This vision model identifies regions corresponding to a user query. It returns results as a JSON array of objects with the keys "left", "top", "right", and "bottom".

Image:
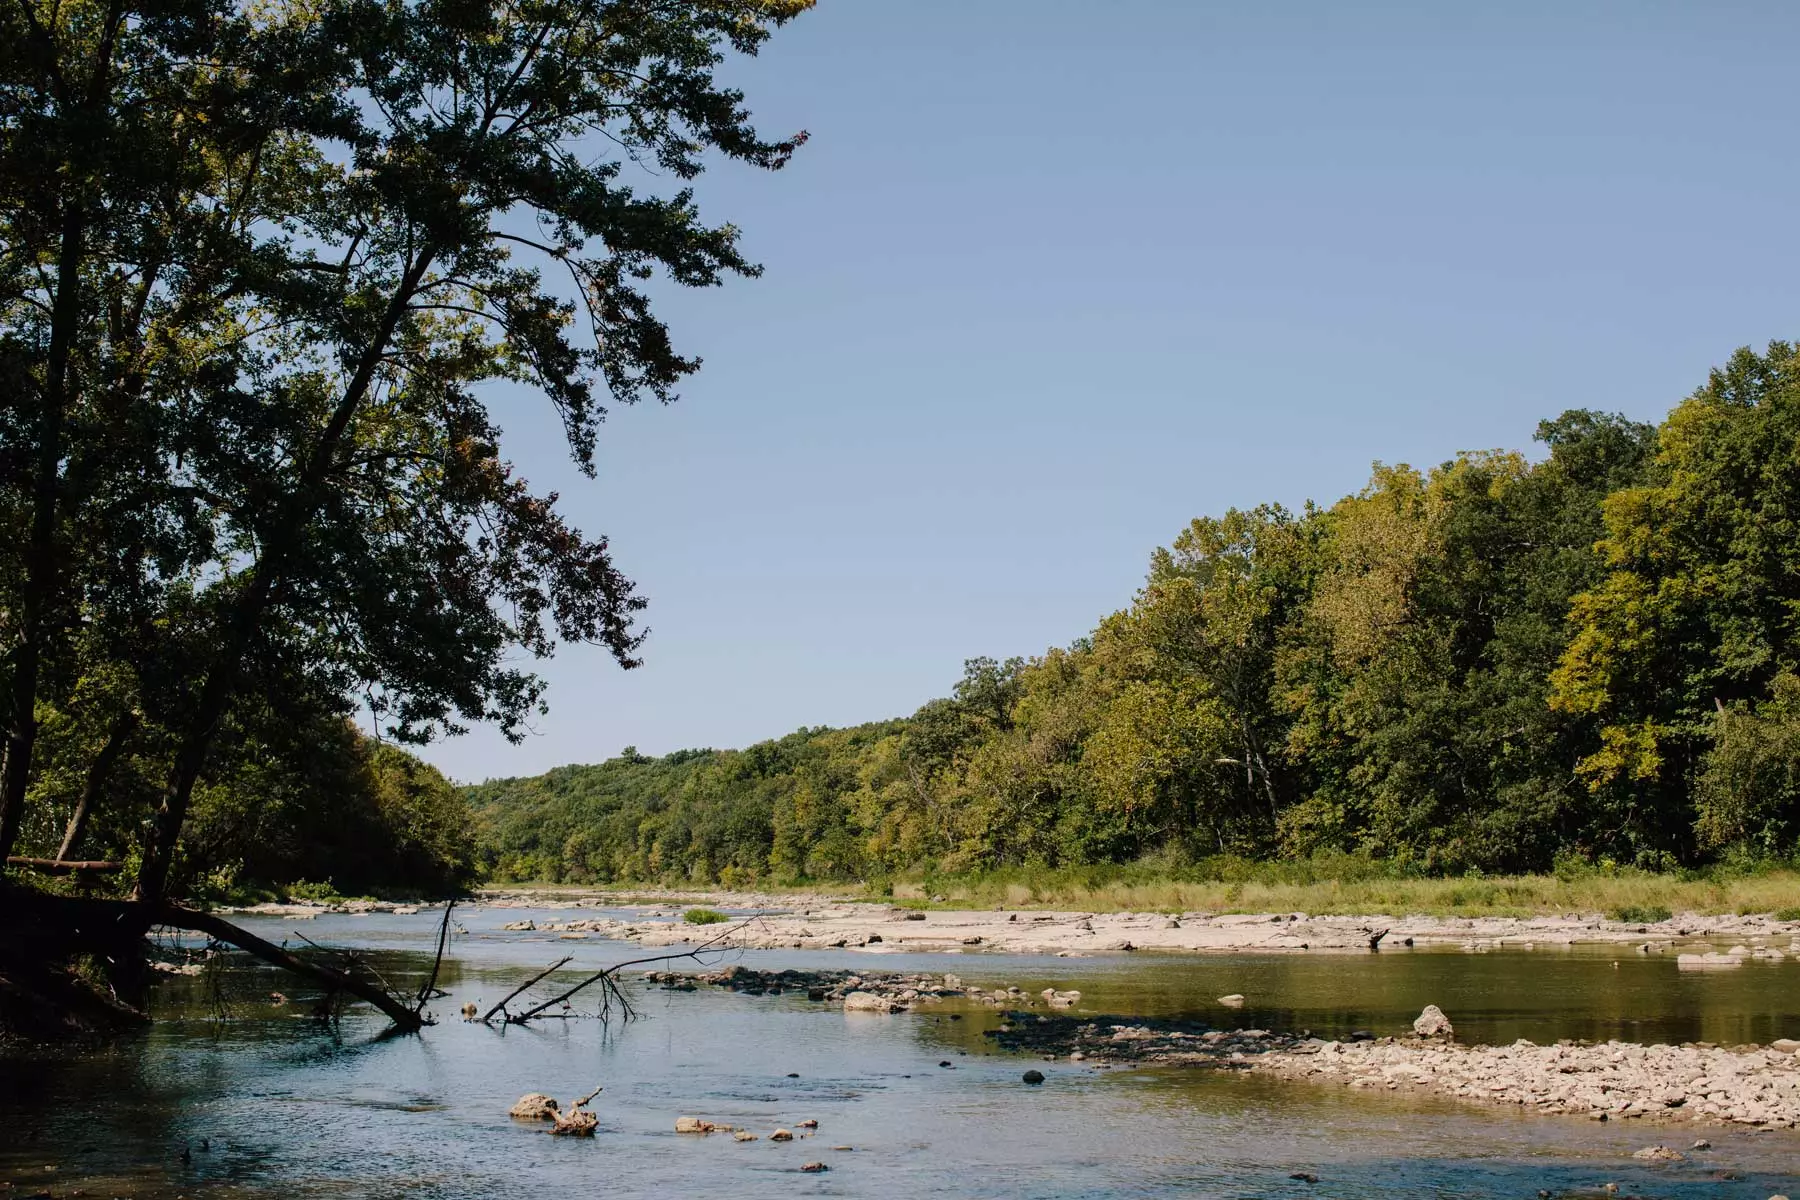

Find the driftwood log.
[{"left": 6, "top": 857, "right": 123, "bottom": 874}]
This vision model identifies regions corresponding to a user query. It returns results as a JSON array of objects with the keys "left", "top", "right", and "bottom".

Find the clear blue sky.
[{"left": 426, "top": 0, "right": 1800, "bottom": 783}]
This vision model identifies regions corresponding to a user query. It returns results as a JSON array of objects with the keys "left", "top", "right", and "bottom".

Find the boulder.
[
  {"left": 1770, "top": 1038, "right": 1800, "bottom": 1054},
  {"left": 1217, "top": 994, "right": 1246, "bottom": 1007},
  {"left": 842, "top": 991, "right": 901, "bottom": 1013},
  {"left": 675, "top": 1117, "right": 717, "bottom": 1134},
  {"left": 797, "top": 1119, "right": 818, "bottom": 1129},
  {"left": 1412, "top": 1005, "right": 1454, "bottom": 1038},
  {"left": 1022, "top": 1069, "right": 1045, "bottom": 1085},
  {"left": 770, "top": 1128, "right": 794, "bottom": 1141},
  {"left": 801, "top": 1162, "right": 829, "bottom": 1172},
  {"left": 733, "top": 1131, "right": 758, "bottom": 1142},
  {"left": 509, "top": 1093, "right": 559, "bottom": 1121}
]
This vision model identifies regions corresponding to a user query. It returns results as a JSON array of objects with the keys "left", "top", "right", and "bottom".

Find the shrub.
[
  {"left": 683, "top": 908, "right": 730, "bottom": 925},
  {"left": 1774, "top": 906, "right": 1800, "bottom": 922},
  {"left": 1607, "top": 903, "right": 1672, "bottom": 924}
]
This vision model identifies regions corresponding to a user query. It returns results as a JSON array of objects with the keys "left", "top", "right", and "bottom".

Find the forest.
[{"left": 472, "top": 343, "right": 1800, "bottom": 886}]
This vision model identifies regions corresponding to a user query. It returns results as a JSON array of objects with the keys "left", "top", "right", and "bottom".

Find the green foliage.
[
  {"left": 469, "top": 350, "right": 1800, "bottom": 885},
  {"left": 0, "top": 0, "right": 812, "bottom": 898},
  {"left": 682, "top": 908, "right": 729, "bottom": 925},
  {"left": 1607, "top": 904, "right": 1673, "bottom": 924}
]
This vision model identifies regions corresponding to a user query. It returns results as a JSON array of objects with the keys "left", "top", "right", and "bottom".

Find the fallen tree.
[{"left": 0, "top": 885, "right": 434, "bottom": 1036}]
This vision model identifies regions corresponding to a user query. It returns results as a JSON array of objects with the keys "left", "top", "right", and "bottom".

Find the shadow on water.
[{"left": 2, "top": 907, "right": 1797, "bottom": 1199}]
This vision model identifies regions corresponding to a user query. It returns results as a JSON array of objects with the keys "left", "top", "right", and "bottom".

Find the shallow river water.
[{"left": 4, "top": 904, "right": 1799, "bottom": 1198}]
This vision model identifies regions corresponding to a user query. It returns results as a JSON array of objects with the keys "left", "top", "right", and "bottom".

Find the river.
[{"left": 3, "top": 903, "right": 1798, "bottom": 1198}]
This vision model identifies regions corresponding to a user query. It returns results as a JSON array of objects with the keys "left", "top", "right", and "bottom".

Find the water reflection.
[{"left": 2, "top": 906, "right": 1797, "bottom": 1199}]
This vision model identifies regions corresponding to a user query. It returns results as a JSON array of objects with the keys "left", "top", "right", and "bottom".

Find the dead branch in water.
[
  {"left": 481, "top": 955, "right": 573, "bottom": 1023},
  {"left": 504, "top": 918, "right": 759, "bottom": 1025},
  {"left": 414, "top": 901, "right": 456, "bottom": 1008}
]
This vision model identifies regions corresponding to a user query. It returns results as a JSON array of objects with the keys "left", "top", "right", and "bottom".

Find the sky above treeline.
[{"left": 426, "top": 0, "right": 1800, "bottom": 784}]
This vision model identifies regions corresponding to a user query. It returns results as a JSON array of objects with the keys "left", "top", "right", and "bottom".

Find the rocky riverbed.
[
  {"left": 1255, "top": 1033, "right": 1800, "bottom": 1128},
  {"left": 480, "top": 890, "right": 1800, "bottom": 956},
  {"left": 986, "top": 1012, "right": 1800, "bottom": 1130},
  {"left": 631, "top": 965, "right": 1800, "bottom": 1131}
]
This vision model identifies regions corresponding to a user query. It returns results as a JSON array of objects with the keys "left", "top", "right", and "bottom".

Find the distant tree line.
[{"left": 471, "top": 343, "right": 1800, "bottom": 883}]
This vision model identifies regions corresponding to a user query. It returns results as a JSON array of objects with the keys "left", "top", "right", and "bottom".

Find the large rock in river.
[
  {"left": 1412, "top": 1005, "right": 1454, "bottom": 1039},
  {"left": 843, "top": 991, "right": 902, "bottom": 1013},
  {"left": 509, "top": 1093, "right": 559, "bottom": 1120}
]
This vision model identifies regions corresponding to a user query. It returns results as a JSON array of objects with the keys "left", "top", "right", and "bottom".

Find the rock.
[
  {"left": 509, "top": 1093, "right": 559, "bottom": 1121},
  {"left": 733, "top": 1131, "right": 758, "bottom": 1142},
  {"left": 843, "top": 991, "right": 901, "bottom": 1013},
  {"left": 770, "top": 1129, "right": 794, "bottom": 1141},
  {"left": 801, "top": 1162, "right": 829, "bottom": 1172},
  {"left": 1412, "top": 1005, "right": 1454, "bottom": 1038},
  {"left": 675, "top": 1117, "right": 717, "bottom": 1134},
  {"left": 1290, "top": 1172, "right": 1320, "bottom": 1184},
  {"left": 1631, "top": 1145, "right": 1684, "bottom": 1161},
  {"left": 797, "top": 1119, "right": 818, "bottom": 1129},
  {"left": 1217, "top": 994, "right": 1246, "bottom": 1007},
  {"left": 903, "top": 912, "right": 926, "bottom": 921},
  {"left": 1022, "top": 1069, "right": 1045, "bottom": 1085},
  {"left": 1771, "top": 1038, "right": 1800, "bottom": 1054},
  {"left": 1691, "top": 1139, "right": 1711, "bottom": 1150},
  {"left": 1164, "top": 918, "right": 1181, "bottom": 929}
]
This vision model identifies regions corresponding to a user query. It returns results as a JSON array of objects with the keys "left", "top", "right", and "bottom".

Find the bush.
[
  {"left": 1607, "top": 903, "right": 1672, "bottom": 924},
  {"left": 683, "top": 908, "right": 730, "bottom": 925},
  {"left": 1775, "top": 906, "right": 1800, "bottom": 922}
]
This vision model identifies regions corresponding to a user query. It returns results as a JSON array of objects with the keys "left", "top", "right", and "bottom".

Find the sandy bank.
[{"left": 477, "top": 888, "right": 1800, "bottom": 957}]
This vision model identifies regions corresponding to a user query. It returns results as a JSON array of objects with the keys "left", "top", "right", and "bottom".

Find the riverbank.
[
  {"left": 475, "top": 866, "right": 1800, "bottom": 920},
  {"left": 475, "top": 887, "right": 1800, "bottom": 955}
]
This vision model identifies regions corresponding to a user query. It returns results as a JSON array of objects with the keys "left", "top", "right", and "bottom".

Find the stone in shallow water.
[
  {"left": 1631, "top": 1145, "right": 1684, "bottom": 1161},
  {"left": 1413, "top": 1005, "right": 1454, "bottom": 1038},
  {"left": 509, "top": 1093, "right": 558, "bottom": 1120}
]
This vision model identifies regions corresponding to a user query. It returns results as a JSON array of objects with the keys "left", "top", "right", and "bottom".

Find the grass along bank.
[
  {"left": 878, "top": 866, "right": 1800, "bottom": 919},
  {"left": 482, "top": 865, "right": 1800, "bottom": 921}
]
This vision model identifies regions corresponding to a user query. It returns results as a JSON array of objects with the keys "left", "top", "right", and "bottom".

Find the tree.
[
  {"left": 1, "top": 0, "right": 815, "bottom": 910},
  {"left": 1552, "top": 344, "right": 1800, "bottom": 860}
]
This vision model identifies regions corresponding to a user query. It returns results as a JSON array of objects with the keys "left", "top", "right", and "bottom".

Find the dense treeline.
[{"left": 472, "top": 343, "right": 1800, "bottom": 884}]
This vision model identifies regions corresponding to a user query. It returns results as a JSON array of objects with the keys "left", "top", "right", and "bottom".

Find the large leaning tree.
[{"left": 0, "top": 0, "right": 811, "bottom": 1025}]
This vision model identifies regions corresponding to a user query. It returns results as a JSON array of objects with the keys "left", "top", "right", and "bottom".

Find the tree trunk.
[
  {"left": 133, "top": 249, "right": 437, "bottom": 904},
  {"left": 56, "top": 711, "right": 137, "bottom": 863},
  {"left": 0, "top": 208, "right": 84, "bottom": 867}
]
